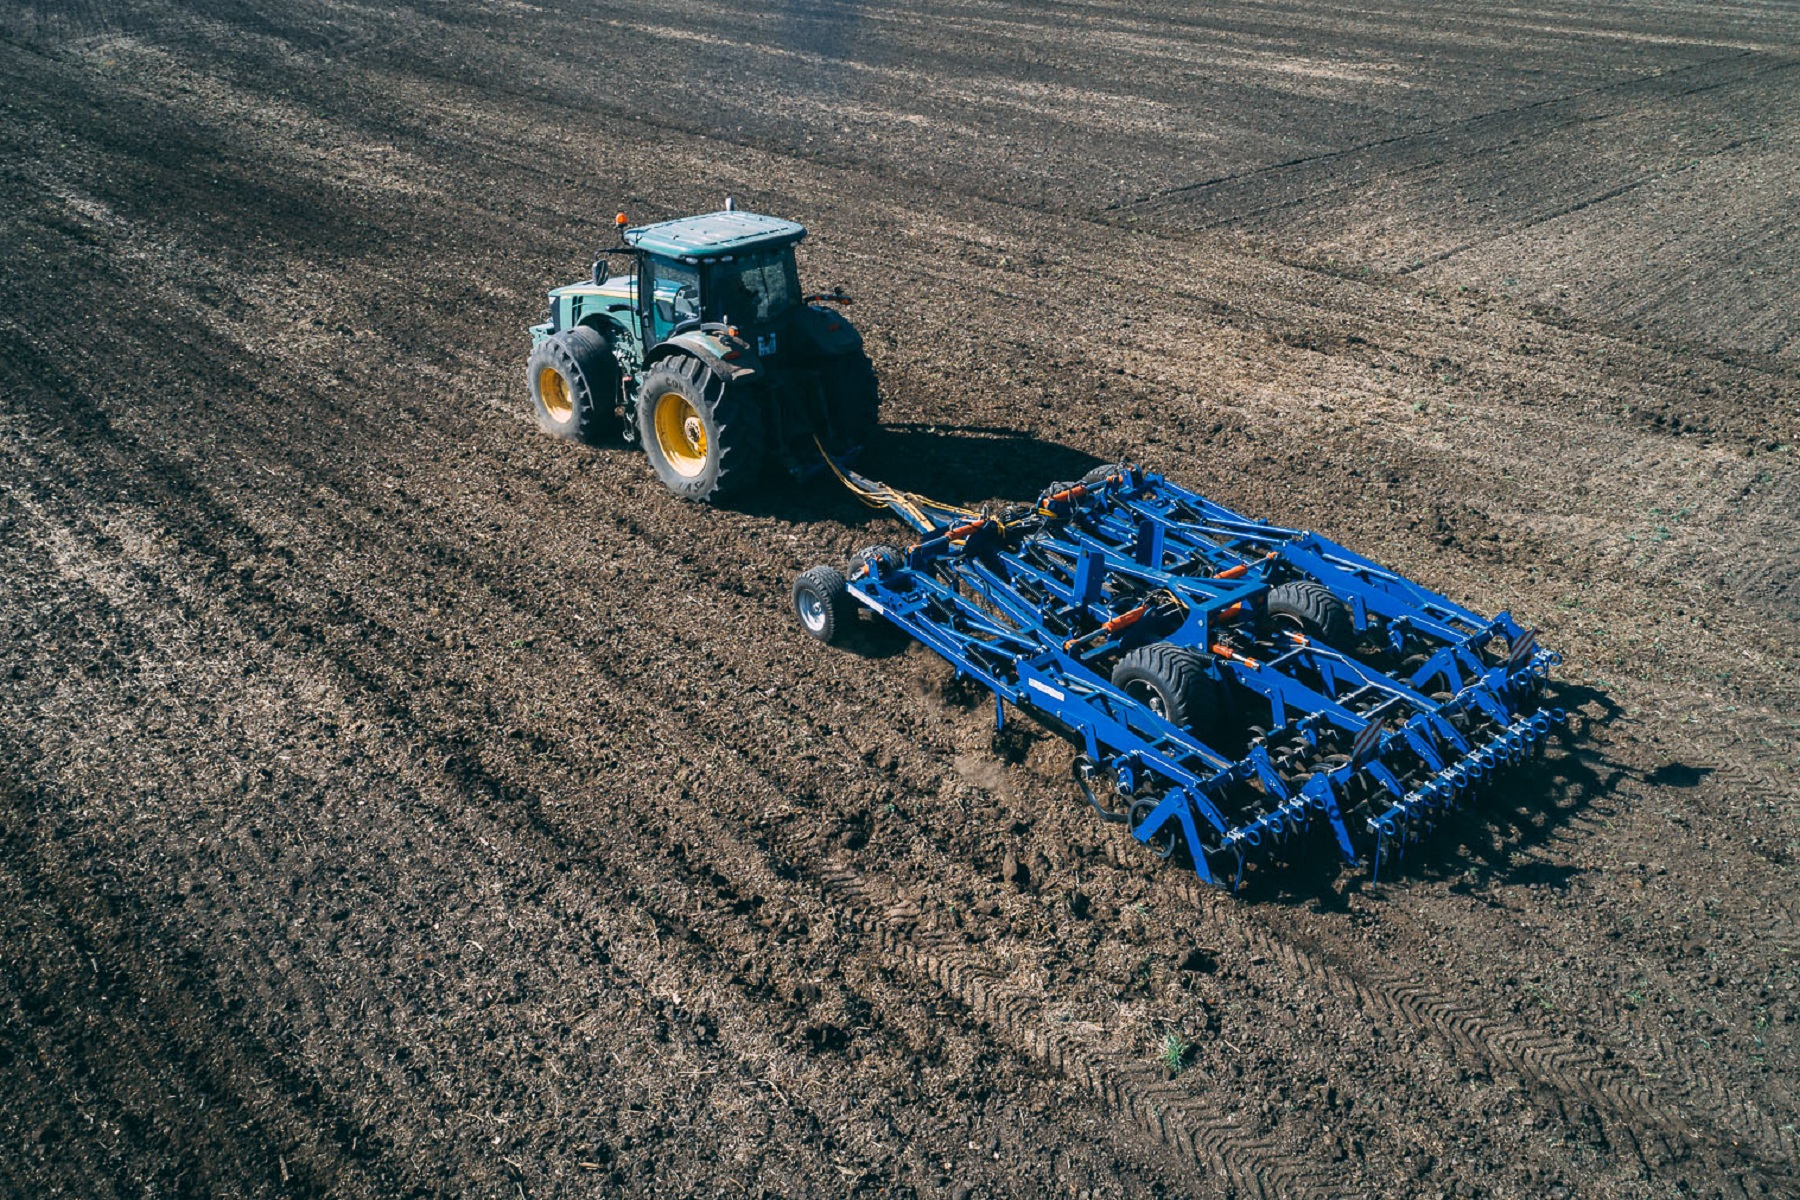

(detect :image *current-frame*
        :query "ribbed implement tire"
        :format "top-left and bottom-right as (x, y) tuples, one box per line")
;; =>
(1110, 642), (1214, 729)
(527, 326), (618, 444)
(793, 565), (853, 644)
(1267, 579), (1354, 645)
(636, 355), (764, 502)
(853, 544), (903, 571)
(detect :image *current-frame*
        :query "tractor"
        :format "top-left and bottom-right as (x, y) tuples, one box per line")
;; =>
(526, 207), (880, 501)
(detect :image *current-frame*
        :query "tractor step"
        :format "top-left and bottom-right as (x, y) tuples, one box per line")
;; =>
(796, 464), (1564, 891)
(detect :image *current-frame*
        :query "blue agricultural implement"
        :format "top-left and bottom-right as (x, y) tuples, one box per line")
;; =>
(792, 464), (1563, 890)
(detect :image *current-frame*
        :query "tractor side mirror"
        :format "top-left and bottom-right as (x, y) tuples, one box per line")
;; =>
(592, 260), (604, 286)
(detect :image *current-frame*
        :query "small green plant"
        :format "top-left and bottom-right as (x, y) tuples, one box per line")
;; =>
(1156, 1031), (1191, 1076)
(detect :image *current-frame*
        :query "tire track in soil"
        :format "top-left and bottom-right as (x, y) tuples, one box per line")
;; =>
(808, 858), (1332, 1199)
(1106, 49), (1772, 219)
(1177, 891), (1798, 1194)
(1598, 749), (1800, 1166)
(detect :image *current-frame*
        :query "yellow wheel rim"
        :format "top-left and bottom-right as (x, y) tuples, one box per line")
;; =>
(652, 390), (708, 477)
(539, 366), (573, 423)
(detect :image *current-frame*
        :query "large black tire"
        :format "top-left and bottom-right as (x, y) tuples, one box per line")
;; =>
(1080, 462), (1131, 485)
(793, 565), (853, 644)
(1110, 642), (1214, 729)
(853, 544), (903, 575)
(818, 351), (880, 448)
(1267, 580), (1354, 645)
(527, 326), (618, 444)
(636, 356), (764, 502)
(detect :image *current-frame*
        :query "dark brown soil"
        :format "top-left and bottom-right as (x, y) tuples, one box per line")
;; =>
(2, 2), (1796, 1197)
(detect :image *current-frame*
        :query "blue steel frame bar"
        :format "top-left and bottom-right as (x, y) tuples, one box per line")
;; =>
(836, 466), (1563, 889)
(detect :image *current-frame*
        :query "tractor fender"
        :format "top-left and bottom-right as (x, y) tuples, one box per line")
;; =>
(647, 331), (757, 382)
(575, 313), (630, 339)
(791, 304), (863, 358)
(575, 315), (639, 369)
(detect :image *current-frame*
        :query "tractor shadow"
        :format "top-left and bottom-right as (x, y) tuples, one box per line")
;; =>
(741, 425), (1106, 658)
(1245, 682), (1627, 909)
(864, 425), (1110, 507)
(736, 424), (1108, 526)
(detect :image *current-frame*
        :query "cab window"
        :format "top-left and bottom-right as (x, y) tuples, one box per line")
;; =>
(646, 258), (701, 338)
(705, 250), (798, 326)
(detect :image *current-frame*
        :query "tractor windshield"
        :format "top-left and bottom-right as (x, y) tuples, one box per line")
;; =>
(705, 249), (798, 327)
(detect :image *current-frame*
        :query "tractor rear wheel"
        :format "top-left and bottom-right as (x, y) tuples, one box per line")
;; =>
(1267, 580), (1353, 645)
(1111, 642), (1214, 729)
(819, 351), (880, 449)
(637, 356), (764, 502)
(528, 326), (618, 444)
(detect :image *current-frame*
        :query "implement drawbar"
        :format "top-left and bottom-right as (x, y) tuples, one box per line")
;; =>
(793, 464), (1565, 892)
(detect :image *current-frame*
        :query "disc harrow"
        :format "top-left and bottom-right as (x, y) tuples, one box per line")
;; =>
(793, 464), (1564, 890)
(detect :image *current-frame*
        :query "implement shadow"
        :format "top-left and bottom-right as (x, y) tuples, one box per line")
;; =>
(1247, 683), (1625, 908)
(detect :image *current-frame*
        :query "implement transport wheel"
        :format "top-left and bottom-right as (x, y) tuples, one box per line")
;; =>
(1268, 579), (1353, 645)
(794, 565), (854, 644)
(528, 327), (618, 444)
(637, 356), (764, 502)
(819, 351), (880, 448)
(1111, 642), (1213, 729)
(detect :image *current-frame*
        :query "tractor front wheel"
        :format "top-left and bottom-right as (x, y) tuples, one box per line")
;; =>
(528, 326), (618, 444)
(636, 357), (764, 502)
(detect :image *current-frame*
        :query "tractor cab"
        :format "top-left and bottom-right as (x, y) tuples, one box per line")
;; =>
(625, 211), (806, 345)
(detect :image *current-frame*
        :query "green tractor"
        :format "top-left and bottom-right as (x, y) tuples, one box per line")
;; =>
(526, 207), (880, 501)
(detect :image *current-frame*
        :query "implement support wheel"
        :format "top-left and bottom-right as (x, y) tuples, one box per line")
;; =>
(1110, 642), (1214, 729)
(794, 566), (854, 644)
(1267, 579), (1354, 645)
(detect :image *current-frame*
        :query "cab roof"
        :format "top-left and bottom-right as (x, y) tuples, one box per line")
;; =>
(623, 210), (807, 260)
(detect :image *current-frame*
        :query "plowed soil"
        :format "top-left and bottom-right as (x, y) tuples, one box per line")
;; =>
(3, 2), (1797, 1197)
